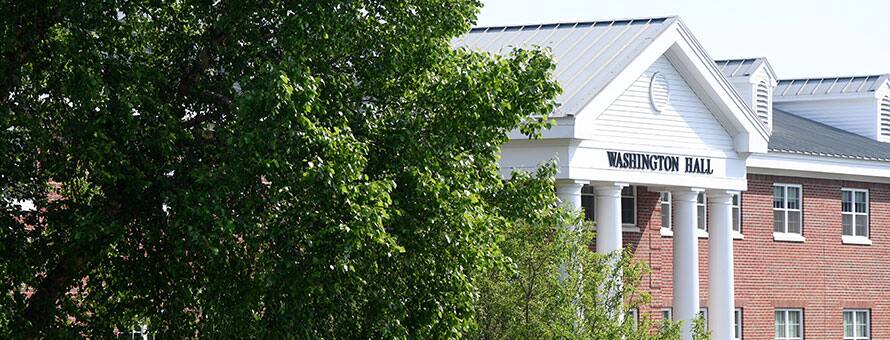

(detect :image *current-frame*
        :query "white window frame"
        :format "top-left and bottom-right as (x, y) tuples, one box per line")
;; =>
(841, 188), (870, 245)
(773, 184), (805, 242)
(696, 192), (709, 238)
(775, 308), (803, 340)
(699, 307), (708, 330)
(622, 186), (637, 228)
(732, 193), (743, 239)
(734, 308), (743, 340)
(843, 309), (870, 340)
(661, 307), (673, 321)
(630, 308), (639, 329)
(660, 192), (673, 237)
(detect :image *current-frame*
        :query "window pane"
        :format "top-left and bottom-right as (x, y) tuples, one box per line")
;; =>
(662, 202), (672, 229)
(774, 210), (785, 233)
(787, 187), (800, 210)
(661, 192), (670, 203)
(788, 311), (801, 337)
(775, 311), (785, 337)
(774, 186), (785, 209)
(787, 211), (801, 234)
(844, 311), (853, 337)
(698, 192), (705, 204)
(581, 195), (595, 221)
(622, 186), (634, 197)
(734, 309), (741, 339)
(581, 184), (595, 195)
(843, 214), (853, 236)
(698, 205), (706, 230)
(842, 190), (853, 212)
(622, 197), (634, 225)
(732, 207), (741, 232)
(855, 192), (867, 213)
(855, 216), (868, 238)
(732, 193), (740, 206)
(856, 311), (868, 336)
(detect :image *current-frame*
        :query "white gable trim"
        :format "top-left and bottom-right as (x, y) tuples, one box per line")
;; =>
(574, 19), (769, 154)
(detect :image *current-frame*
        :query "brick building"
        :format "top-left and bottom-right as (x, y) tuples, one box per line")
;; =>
(458, 16), (890, 340)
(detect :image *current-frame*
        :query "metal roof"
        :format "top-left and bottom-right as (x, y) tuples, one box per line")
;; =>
(775, 74), (890, 98)
(453, 17), (678, 117)
(770, 109), (890, 162)
(714, 58), (765, 78)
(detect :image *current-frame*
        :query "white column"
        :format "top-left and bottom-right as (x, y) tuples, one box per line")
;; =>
(672, 189), (702, 340)
(708, 191), (736, 340)
(555, 180), (585, 214)
(594, 183), (626, 254)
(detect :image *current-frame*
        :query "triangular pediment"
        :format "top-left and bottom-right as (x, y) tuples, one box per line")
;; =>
(588, 55), (736, 157)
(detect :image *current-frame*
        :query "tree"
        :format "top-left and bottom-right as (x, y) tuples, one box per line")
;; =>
(0, 1), (561, 337)
(473, 165), (686, 339)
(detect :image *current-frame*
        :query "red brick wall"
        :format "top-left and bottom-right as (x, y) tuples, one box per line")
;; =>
(623, 174), (890, 338)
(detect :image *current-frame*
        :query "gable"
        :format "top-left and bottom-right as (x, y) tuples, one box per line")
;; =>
(587, 55), (736, 157)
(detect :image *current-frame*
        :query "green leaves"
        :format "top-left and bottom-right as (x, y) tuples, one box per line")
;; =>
(1, 0), (563, 338)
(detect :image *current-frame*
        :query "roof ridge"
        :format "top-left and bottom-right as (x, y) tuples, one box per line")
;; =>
(469, 16), (677, 32)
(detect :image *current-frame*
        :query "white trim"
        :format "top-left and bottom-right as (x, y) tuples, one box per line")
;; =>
(842, 235), (872, 246)
(773, 184), (803, 237)
(661, 227), (674, 237)
(732, 231), (745, 240)
(775, 308), (804, 340)
(749, 152), (890, 184)
(841, 188), (869, 240)
(773, 232), (806, 243)
(697, 229), (709, 239)
(843, 309), (870, 340)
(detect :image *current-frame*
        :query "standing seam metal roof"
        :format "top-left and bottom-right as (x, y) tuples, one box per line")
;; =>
(714, 58), (765, 78)
(775, 74), (890, 97)
(453, 17), (677, 117)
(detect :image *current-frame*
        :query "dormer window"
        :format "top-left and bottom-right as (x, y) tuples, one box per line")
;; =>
(881, 95), (890, 139)
(756, 80), (771, 128)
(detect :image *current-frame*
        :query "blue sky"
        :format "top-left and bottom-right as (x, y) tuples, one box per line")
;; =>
(476, 0), (890, 79)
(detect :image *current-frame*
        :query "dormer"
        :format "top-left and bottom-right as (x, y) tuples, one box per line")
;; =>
(772, 75), (890, 142)
(715, 58), (778, 132)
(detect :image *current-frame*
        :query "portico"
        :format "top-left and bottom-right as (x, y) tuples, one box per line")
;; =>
(457, 16), (770, 340)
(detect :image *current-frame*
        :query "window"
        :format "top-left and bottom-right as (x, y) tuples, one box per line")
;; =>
(775, 309), (803, 340)
(581, 185), (595, 221)
(844, 309), (869, 340)
(629, 308), (639, 329)
(842, 189), (869, 239)
(773, 184), (802, 237)
(661, 192), (672, 230)
(661, 307), (673, 321)
(622, 186), (636, 226)
(697, 192), (707, 231)
(732, 193), (742, 234)
(699, 308), (708, 330)
(735, 308), (743, 340)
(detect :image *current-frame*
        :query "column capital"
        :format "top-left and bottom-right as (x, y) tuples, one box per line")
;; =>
(670, 187), (703, 202)
(554, 179), (586, 194)
(591, 182), (628, 198)
(706, 190), (737, 204)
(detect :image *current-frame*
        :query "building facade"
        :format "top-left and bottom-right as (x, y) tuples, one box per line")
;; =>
(457, 16), (890, 340)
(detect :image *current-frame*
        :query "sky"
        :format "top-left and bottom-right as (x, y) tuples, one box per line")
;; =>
(476, 0), (890, 79)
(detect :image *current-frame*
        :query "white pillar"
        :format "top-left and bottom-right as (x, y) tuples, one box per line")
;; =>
(555, 180), (585, 214)
(594, 183), (626, 254)
(708, 191), (736, 340)
(672, 189), (702, 340)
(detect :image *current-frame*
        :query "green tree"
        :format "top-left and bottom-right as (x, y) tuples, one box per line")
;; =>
(474, 165), (685, 339)
(0, 1), (562, 337)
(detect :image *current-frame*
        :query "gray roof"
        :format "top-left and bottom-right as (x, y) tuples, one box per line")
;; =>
(775, 74), (890, 98)
(453, 17), (677, 116)
(770, 109), (890, 161)
(714, 58), (766, 78)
